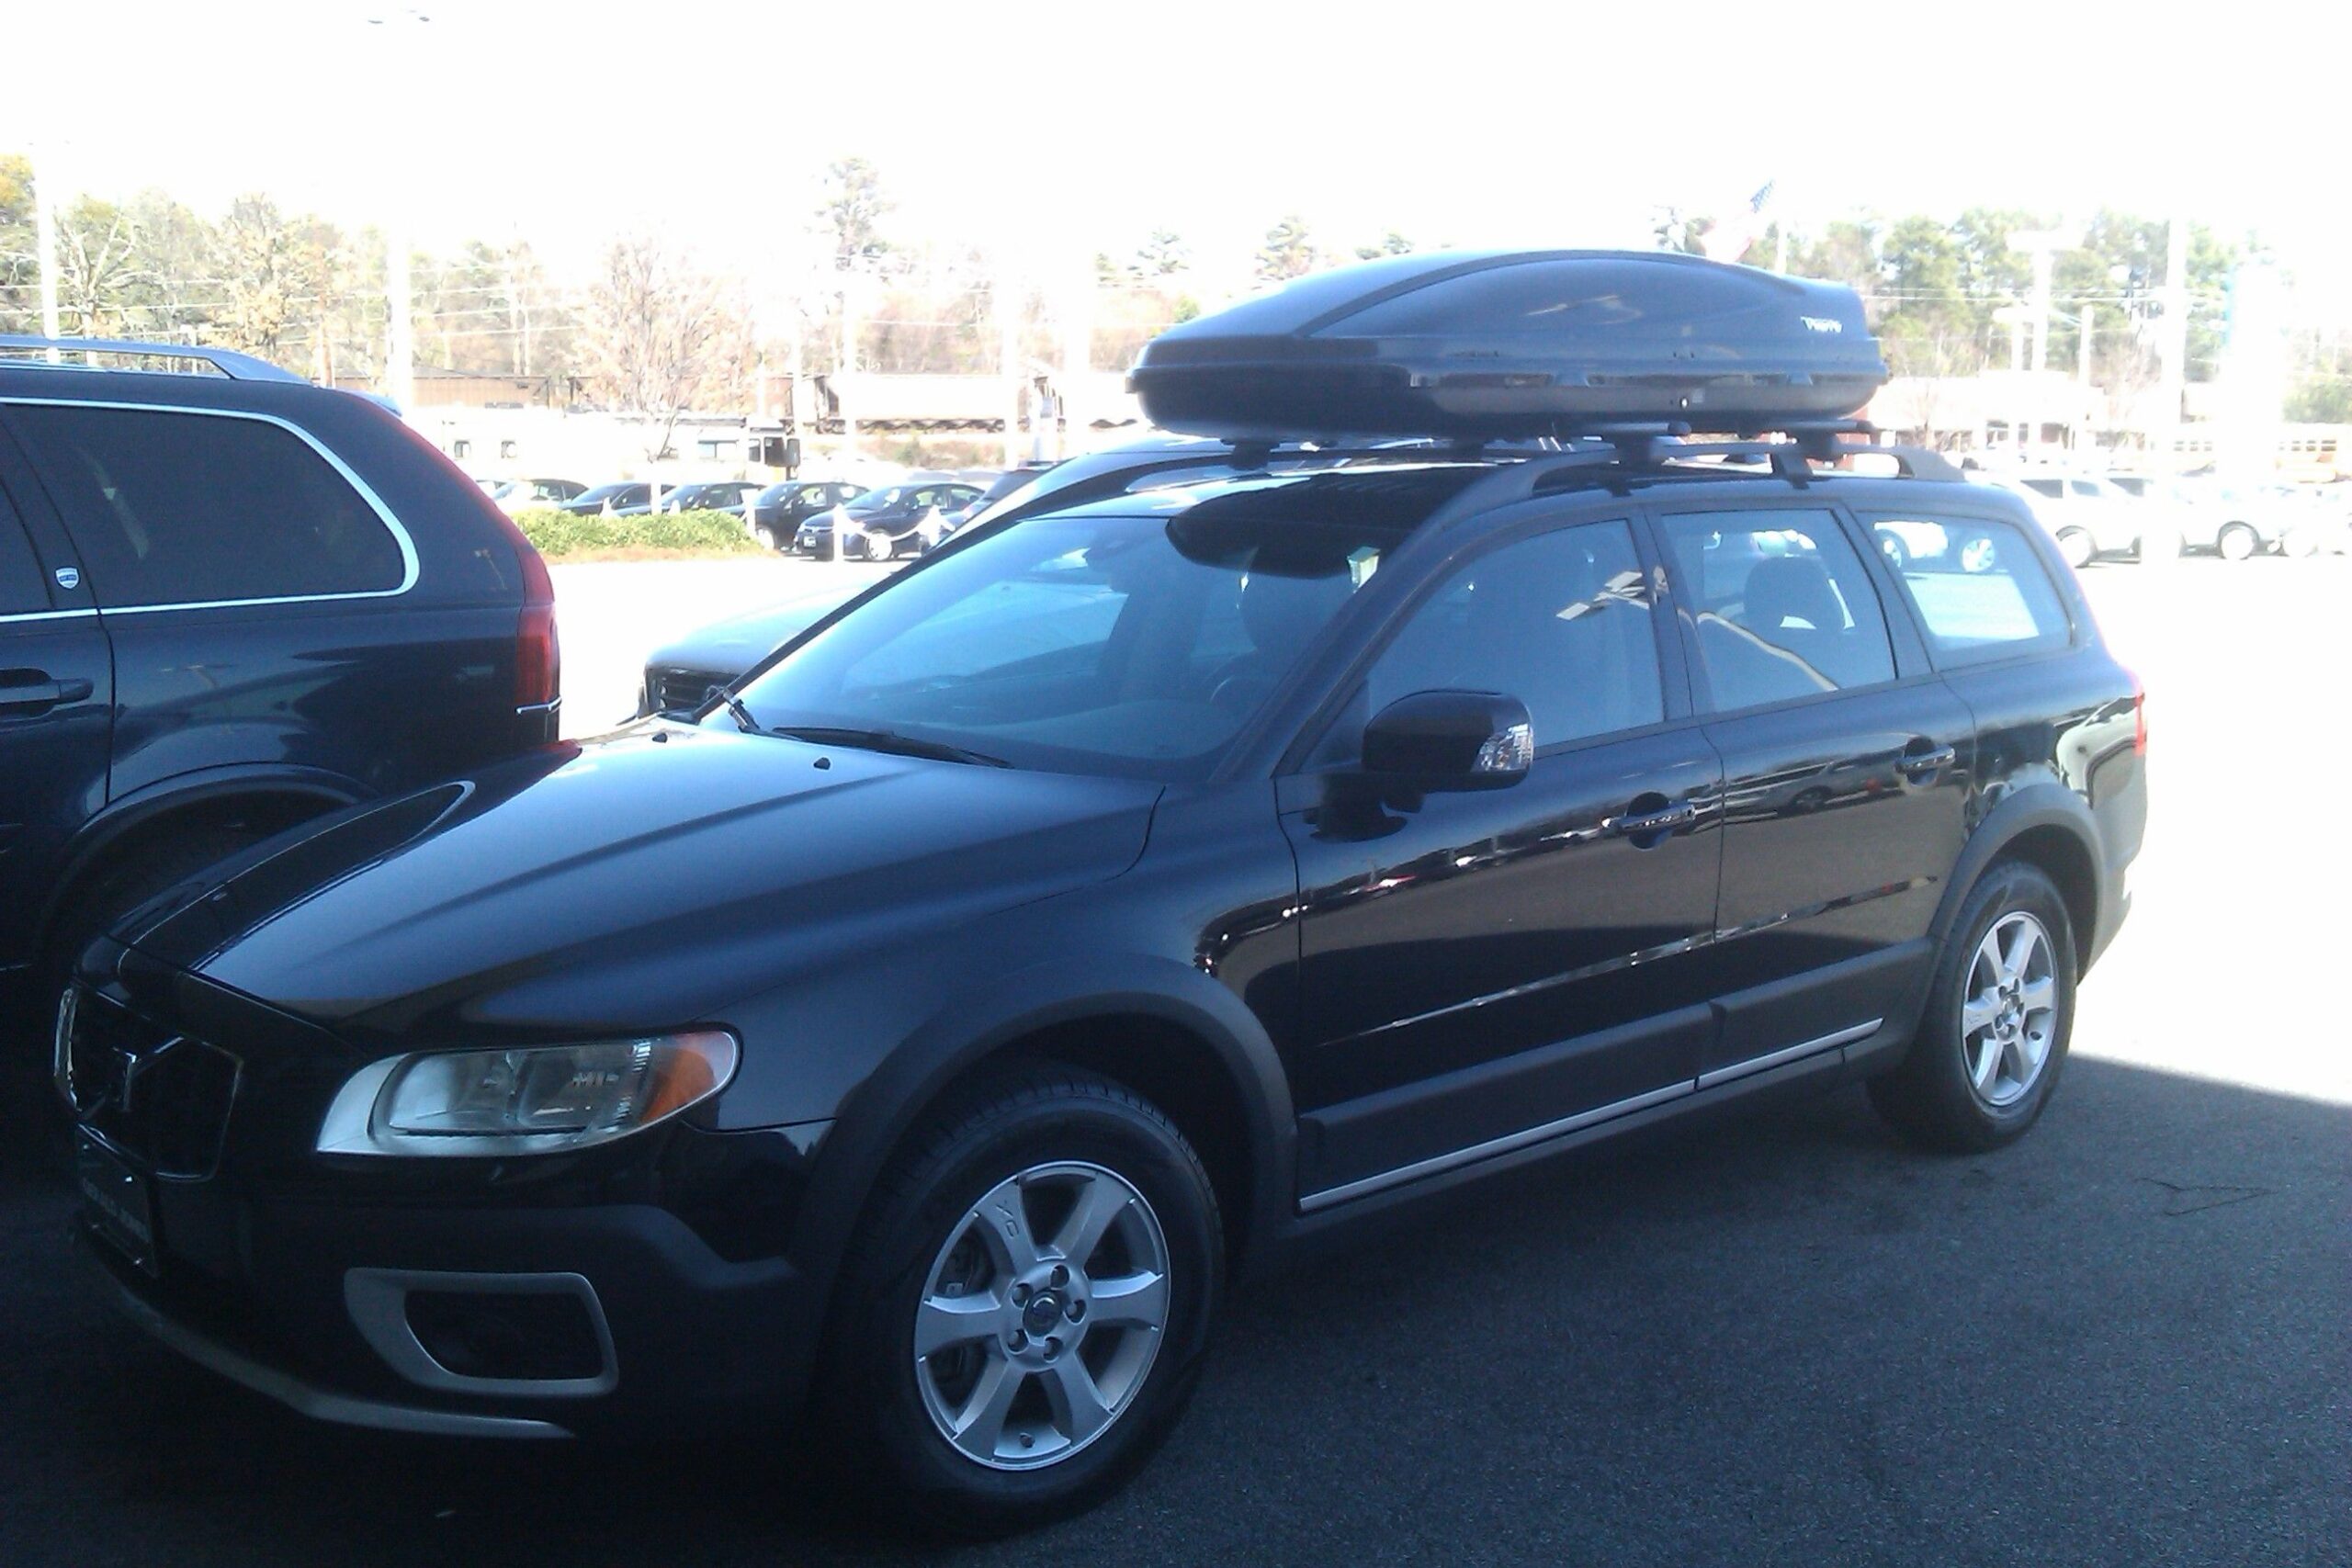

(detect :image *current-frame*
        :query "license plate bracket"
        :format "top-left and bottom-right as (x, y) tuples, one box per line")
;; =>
(76, 1131), (159, 1277)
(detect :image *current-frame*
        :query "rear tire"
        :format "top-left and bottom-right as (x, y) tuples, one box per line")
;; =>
(2218, 522), (2258, 561)
(817, 1066), (1222, 1538)
(2055, 528), (2095, 570)
(1868, 861), (2076, 1153)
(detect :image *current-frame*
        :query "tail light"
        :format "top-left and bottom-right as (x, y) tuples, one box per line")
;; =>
(2129, 671), (2147, 755)
(514, 541), (560, 709)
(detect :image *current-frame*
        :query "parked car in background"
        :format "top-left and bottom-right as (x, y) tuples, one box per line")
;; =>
(482, 477), (588, 513)
(944, 464), (1052, 536)
(0, 334), (560, 1077)
(748, 479), (866, 550)
(1981, 472), (2148, 568)
(637, 581), (869, 715)
(2162, 478), (2302, 559)
(616, 479), (764, 519)
(794, 480), (982, 560)
(558, 481), (651, 515)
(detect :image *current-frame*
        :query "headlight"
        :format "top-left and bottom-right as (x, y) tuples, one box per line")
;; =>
(317, 1032), (738, 1156)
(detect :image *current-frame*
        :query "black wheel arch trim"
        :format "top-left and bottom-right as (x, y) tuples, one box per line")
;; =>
(1931, 784), (2109, 980)
(37, 764), (369, 952)
(772, 951), (1295, 1398)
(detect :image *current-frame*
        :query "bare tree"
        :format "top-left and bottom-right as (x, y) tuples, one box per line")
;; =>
(208, 196), (334, 363)
(582, 233), (749, 460)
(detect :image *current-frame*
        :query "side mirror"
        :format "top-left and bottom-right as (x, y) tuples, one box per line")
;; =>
(1362, 690), (1533, 792)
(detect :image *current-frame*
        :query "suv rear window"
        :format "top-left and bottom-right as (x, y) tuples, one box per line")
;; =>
(7, 405), (408, 609)
(1864, 513), (2071, 667)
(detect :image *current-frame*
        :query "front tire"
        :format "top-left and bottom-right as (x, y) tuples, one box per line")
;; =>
(2055, 528), (2095, 570)
(1868, 861), (2076, 1153)
(820, 1066), (1222, 1537)
(2218, 522), (2258, 561)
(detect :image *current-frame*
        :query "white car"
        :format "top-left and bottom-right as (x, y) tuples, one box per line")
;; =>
(1976, 472), (2147, 569)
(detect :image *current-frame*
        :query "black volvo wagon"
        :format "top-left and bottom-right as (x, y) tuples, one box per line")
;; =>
(61, 254), (2144, 1534)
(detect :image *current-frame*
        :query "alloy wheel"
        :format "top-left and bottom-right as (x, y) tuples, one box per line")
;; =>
(912, 1161), (1171, 1472)
(1961, 911), (2059, 1109)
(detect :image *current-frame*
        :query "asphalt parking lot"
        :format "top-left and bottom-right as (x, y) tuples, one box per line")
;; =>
(0, 553), (2344, 1567)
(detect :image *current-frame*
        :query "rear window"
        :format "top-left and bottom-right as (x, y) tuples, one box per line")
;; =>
(1863, 513), (2071, 668)
(6, 404), (407, 609)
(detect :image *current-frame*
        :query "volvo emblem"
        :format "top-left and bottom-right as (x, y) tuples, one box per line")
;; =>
(54, 566), (81, 590)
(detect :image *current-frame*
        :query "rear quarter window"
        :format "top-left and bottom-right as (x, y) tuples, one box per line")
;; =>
(1863, 513), (2071, 668)
(5, 404), (408, 609)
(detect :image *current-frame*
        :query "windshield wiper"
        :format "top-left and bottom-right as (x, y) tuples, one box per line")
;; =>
(768, 726), (1011, 768)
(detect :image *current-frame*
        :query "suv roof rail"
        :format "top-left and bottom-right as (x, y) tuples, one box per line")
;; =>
(0, 334), (307, 385)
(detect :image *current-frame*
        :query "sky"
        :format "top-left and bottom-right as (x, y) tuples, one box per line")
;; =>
(6, 0), (2347, 310)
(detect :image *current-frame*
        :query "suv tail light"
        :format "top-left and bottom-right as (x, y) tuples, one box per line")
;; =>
(518, 596), (560, 709)
(514, 535), (560, 708)
(2129, 671), (2147, 755)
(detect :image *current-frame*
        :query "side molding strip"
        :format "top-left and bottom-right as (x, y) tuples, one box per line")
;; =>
(1299, 1080), (1694, 1213)
(1297, 1017), (1884, 1214)
(1695, 1019), (1882, 1090)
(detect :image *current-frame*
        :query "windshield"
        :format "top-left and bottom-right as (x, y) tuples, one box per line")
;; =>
(577, 483), (637, 504)
(845, 486), (907, 513)
(723, 507), (1394, 781)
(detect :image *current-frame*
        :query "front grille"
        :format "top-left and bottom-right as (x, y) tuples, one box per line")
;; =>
(648, 667), (728, 713)
(61, 987), (239, 1179)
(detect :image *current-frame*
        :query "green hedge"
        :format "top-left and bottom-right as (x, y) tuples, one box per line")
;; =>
(512, 506), (766, 558)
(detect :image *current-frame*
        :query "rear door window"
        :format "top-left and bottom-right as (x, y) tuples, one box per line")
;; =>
(1659, 507), (1897, 711)
(1862, 513), (2072, 668)
(6, 404), (408, 609)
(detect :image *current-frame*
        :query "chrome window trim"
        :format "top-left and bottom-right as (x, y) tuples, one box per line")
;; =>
(0, 396), (421, 612)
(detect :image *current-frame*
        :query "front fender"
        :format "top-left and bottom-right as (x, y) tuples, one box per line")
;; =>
(773, 949), (1295, 1381)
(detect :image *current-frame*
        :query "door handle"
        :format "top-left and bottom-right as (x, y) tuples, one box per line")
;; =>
(1607, 798), (1697, 840)
(0, 675), (94, 714)
(1897, 741), (1958, 779)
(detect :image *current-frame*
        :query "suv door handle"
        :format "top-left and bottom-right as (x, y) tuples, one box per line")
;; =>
(0, 675), (93, 714)
(1897, 740), (1958, 779)
(1607, 798), (1697, 840)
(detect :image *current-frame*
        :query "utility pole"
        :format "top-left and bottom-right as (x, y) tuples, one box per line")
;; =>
(998, 265), (1023, 470)
(28, 141), (63, 354)
(2157, 214), (2190, 469)
(368, 9), (428, 417)
(2009, 228), (2069, 457)
(1056, 264), (1091, 462)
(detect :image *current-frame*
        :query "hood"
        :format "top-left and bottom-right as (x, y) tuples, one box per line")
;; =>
(120, 725), (1160, 1046)
(644, 585), (866, 672)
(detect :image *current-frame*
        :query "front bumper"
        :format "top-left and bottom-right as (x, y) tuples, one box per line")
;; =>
(105, 1268), (571, 1438)
(82, 1161), (813, 1438)
(63, 960), (829, 1439)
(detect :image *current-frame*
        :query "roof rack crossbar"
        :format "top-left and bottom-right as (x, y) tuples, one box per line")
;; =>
(0, 335), (305, 385)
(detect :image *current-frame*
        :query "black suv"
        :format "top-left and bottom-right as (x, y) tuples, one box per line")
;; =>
(0, 336), (560, 1057)
(57, 259), (2144, 1534)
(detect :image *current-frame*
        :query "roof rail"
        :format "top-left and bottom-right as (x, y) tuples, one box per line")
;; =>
(0, 335), (306, 385)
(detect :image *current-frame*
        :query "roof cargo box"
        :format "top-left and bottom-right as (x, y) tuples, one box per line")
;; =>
(1127, 250), (1886, 441)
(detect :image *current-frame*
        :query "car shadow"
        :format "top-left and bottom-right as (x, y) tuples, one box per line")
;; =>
(0, 1055), (2343, 1568)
